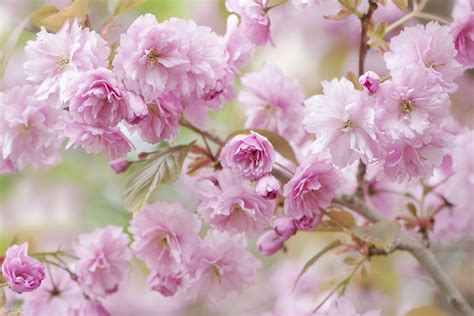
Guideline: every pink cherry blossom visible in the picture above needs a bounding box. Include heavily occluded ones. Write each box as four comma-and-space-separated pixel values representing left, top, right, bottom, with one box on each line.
220, 132, 275, 180
186, 230, 261, 302
1, 242, 45, 293
73, 225, 131, 297
64, 68, 128, 127
62, 120, 132, 159
224, 14, 256, 72
113, 14, 189, 101
24, 19, 109, 102
257, 230, 286, 256
196, 169, 276, 234
375, 65, 450, 143
239, 64, 306, 142
0, 85, 62, 172
22, 267, 84, 316
450, 12, 474, 69
128, 201, 201, 272
304, 77, 380, 168
359, 71, 380, 94
283, 155, 341, 218
225, 0, 273, 46
255, 174, 280, 199
384, 22, 463, 91
147, 270, 182, 297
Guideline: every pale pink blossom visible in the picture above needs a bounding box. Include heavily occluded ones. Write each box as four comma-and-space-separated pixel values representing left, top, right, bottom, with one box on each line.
375, 65, 450, 143
113, 14, 189, 101
224, 14, 256, 72
62, 120, 132, 159
450, 12, 474, 69
1, 243, 45, 293
24, 19, 109, 101
257, 230, 286, 256
22, 267, 84, 316
225, 0, 272, 46
220, 132, 275, 180
196, 169, 276, 234
239, 64, 306, 142
304, 77, 380, 168
64, 68, 128, 127
128, 201, 201, 272
147, 271, 182, 297
384, 22, 463, 90
255, 174, 280, 199
359, 71, 380, 94
186, 230, 261, 302
283, 155, 341, 218
0, 85, 62, 172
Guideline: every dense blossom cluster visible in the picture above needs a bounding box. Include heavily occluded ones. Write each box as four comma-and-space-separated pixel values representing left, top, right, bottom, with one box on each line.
1, 0, 474, 314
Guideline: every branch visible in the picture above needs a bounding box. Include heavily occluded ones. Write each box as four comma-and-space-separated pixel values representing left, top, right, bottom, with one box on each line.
335, 195, 474, 316
358, 0, 378, 76
179, 119, 225, 146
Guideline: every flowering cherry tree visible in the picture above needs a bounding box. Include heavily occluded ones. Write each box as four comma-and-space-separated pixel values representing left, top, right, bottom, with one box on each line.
0, 0, 473, 315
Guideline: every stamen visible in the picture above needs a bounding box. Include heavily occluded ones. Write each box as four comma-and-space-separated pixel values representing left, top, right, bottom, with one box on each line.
400, 100, 414, 113
147, 50, 159, 67
342, 119, 353, 129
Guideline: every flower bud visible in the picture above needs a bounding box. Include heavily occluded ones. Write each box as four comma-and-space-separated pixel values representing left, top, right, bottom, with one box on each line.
255, 174, 280, 199
273, 217, 297, 238
109, 159, 131, 174
257, 231, 285, 256
359, 71, 380, 94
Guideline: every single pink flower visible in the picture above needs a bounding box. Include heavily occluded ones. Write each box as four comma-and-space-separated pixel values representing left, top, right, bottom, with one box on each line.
128, 201, 201, 272
24, 19, 110, 101
196, 169, 276, 234
73, 225, 131, 297
65, 68, 128, 127
147, 270, 182, 297
283, 155, 341, 218
359, 71, 380, 94
239, 64, 306, 142
186, 230, 261, 302
220, 132, 275, 180
304, 77, 380, 168
1, 242, 45, 293
255, 174, 280, 199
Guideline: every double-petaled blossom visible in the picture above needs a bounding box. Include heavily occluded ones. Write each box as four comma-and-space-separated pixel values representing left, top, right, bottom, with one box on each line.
0, 85, 62, 172
196, 169, 276, 234
384, 22, 463, 91
224, 14, 256, 72
220, 132, 275, 180
1, 243, 45, 293
73, 225, 132, 297
374, 65, 450, 142
304, 77, 380, 168
239, 64, 306, 142
186, 230, 261, 302
449, 0, 474, 69
255, 174, 280, 199
128, 201, 201, 272
24, 19, 109, 102
283, 155, 341, 219
64, 68, 128, 127
225, 0, 272, 46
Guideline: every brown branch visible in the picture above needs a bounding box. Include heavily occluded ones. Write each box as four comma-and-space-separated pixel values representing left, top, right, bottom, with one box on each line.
358, 0, 378, 76
179, 118, 225, 146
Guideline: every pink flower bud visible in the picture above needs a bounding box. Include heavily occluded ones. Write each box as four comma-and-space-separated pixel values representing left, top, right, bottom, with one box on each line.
273, 217, 297, 238
255, 174, 280, 199
295, 214, 321, 231
257, 231, 285, 256
109, 159, 131, 174
1, 243, 45, 293
359, 71, 380, 94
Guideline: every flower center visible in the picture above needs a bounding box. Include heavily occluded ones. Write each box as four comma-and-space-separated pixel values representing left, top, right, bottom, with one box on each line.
58, 56, 70, 69
147, 103, 159, 115
400, 100, 414, 113
342, 119, 353, 129
212, 265, 222, 282
147, 50, 159, 67
157, 232, 170, 250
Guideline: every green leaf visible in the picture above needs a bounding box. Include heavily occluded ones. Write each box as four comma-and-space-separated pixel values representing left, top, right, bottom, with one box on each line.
40, 0, 89, 32
293, 240, 342, 291
392, 0, 408, 11
108, 0, 147, 17
123, 142, 195, 212
0, 16, 31, 79
326, 209, 356, 229
405, 306, 449, 316
29, 6, 60, 31
227, 129, 299, 164
351, 220, 401, 251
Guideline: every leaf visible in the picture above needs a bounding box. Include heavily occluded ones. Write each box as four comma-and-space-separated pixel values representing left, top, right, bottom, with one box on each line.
227, 129, 298, 164
109, 0, 147, 16
351, 220, 401, 251
40, 0, 89, 32
123, 142, 195, 212
314, 220, 344, 232
405, 306, 449, 316
29, 6, 59, 30
392, 0, 409, 11
293, 240, 342, 291
326, 209, 356, 229
324, 9, 352, 20
0, 16, 30, 79
407, 203, 417, 217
